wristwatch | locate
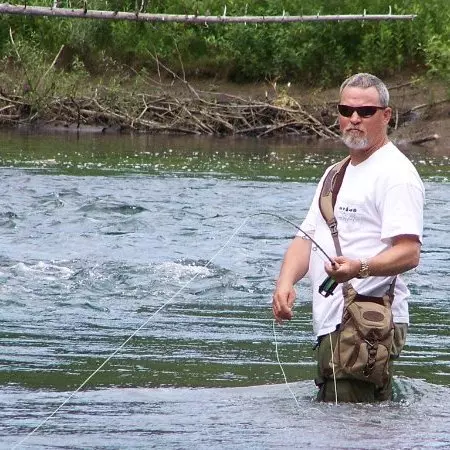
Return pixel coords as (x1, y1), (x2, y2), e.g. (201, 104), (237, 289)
(357, 258), (370, 278)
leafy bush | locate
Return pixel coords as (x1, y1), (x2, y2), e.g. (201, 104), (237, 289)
(0, 0), (448, 87)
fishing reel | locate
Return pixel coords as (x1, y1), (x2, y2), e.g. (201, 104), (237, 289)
(318, 275), (338, 298)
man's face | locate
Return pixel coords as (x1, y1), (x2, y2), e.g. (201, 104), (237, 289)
(339, 86), (392, 151)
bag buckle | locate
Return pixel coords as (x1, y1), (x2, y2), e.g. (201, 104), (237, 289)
(328, 219), (338, 236)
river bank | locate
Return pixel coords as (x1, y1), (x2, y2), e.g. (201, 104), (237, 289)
(199, 76), (450, 151)
(1, 74), (449, 152)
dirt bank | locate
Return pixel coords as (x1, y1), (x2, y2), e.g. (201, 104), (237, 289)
(193, 76), (450, 152)
(1, 74), (449, 152)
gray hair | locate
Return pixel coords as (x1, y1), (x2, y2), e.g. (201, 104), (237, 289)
(340, 73), (389, 107)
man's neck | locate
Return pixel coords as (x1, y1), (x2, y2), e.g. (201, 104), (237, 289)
(350, 137), (389, 165)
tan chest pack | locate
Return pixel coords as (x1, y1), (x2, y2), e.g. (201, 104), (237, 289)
(319, 157), (395, 387)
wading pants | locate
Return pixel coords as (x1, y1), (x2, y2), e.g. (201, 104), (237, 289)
(315, 323), (408, 403)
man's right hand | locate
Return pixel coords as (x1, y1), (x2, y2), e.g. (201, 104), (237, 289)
(272, 284), (296, 323)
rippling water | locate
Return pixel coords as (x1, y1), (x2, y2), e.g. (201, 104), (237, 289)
(0, 131), (449, 449)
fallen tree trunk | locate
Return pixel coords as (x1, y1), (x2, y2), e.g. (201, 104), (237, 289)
(409, 134), (440, 146)
(0, 4), (416, 23)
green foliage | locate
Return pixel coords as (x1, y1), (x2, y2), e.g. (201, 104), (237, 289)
(0, 34), (90, 118)
(421, 7), (450, 90)
(0, 0), (449, 87)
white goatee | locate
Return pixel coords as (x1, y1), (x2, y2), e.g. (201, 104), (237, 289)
(342, 132), (369, 150)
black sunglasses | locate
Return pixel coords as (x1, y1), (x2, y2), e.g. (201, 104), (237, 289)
(337, 104), (386, 118)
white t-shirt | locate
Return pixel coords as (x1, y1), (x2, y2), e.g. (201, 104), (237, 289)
(299, 142), (425, 337)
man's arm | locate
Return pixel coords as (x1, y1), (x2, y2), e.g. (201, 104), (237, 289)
(324, 234), (421, 282)
(272, 236), (312, 323)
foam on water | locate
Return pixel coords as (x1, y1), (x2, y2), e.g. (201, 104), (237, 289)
(10, 261), (74, 279)
(155, 260), (214, 280)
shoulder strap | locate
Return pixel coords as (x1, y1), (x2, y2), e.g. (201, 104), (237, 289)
(319, 156), (351, 256)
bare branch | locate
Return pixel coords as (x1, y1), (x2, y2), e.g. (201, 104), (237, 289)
(35, 44), (65, 92)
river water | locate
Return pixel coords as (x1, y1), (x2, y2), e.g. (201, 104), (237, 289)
(0, 130), (449, 449)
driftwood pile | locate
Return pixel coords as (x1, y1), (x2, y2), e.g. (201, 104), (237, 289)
(0, 85), (340, 138)
(2, 73), (446, 141)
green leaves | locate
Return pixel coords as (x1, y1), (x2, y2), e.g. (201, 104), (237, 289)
(0, 0), (449, 86)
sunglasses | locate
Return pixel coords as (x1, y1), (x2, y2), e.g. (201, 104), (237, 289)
(337, 104), (386, 118)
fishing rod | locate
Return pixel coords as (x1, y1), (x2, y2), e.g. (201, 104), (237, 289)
(251, 212), (338, 297)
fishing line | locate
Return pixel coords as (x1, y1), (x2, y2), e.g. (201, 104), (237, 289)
(329, 333), (339, 405)
(14, 212), (335, 448)
(272, 319), (301, 409)
(14, 216), (251, 449)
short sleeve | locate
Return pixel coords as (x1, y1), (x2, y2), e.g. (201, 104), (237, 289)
(380, 182), (424, 244)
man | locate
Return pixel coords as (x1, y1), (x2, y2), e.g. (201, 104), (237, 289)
(272, 73), (425, 402)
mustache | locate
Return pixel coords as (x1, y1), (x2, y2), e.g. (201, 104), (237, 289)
(344, 127), (364, 132)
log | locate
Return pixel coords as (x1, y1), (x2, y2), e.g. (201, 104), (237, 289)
(0, 4), (416, 23)
(409, 134), (440, 146)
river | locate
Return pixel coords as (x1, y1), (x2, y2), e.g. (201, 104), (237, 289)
(0, 130), (449, 449)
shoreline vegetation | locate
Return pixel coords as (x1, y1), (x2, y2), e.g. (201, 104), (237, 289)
(0, 0), (448, 146)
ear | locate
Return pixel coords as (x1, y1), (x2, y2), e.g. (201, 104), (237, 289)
(383, 107), (392, 124)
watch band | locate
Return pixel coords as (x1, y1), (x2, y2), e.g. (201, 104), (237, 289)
(357, 258), (370, 278)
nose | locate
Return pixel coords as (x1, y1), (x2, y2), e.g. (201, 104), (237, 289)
(350, 111), (362, 123)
